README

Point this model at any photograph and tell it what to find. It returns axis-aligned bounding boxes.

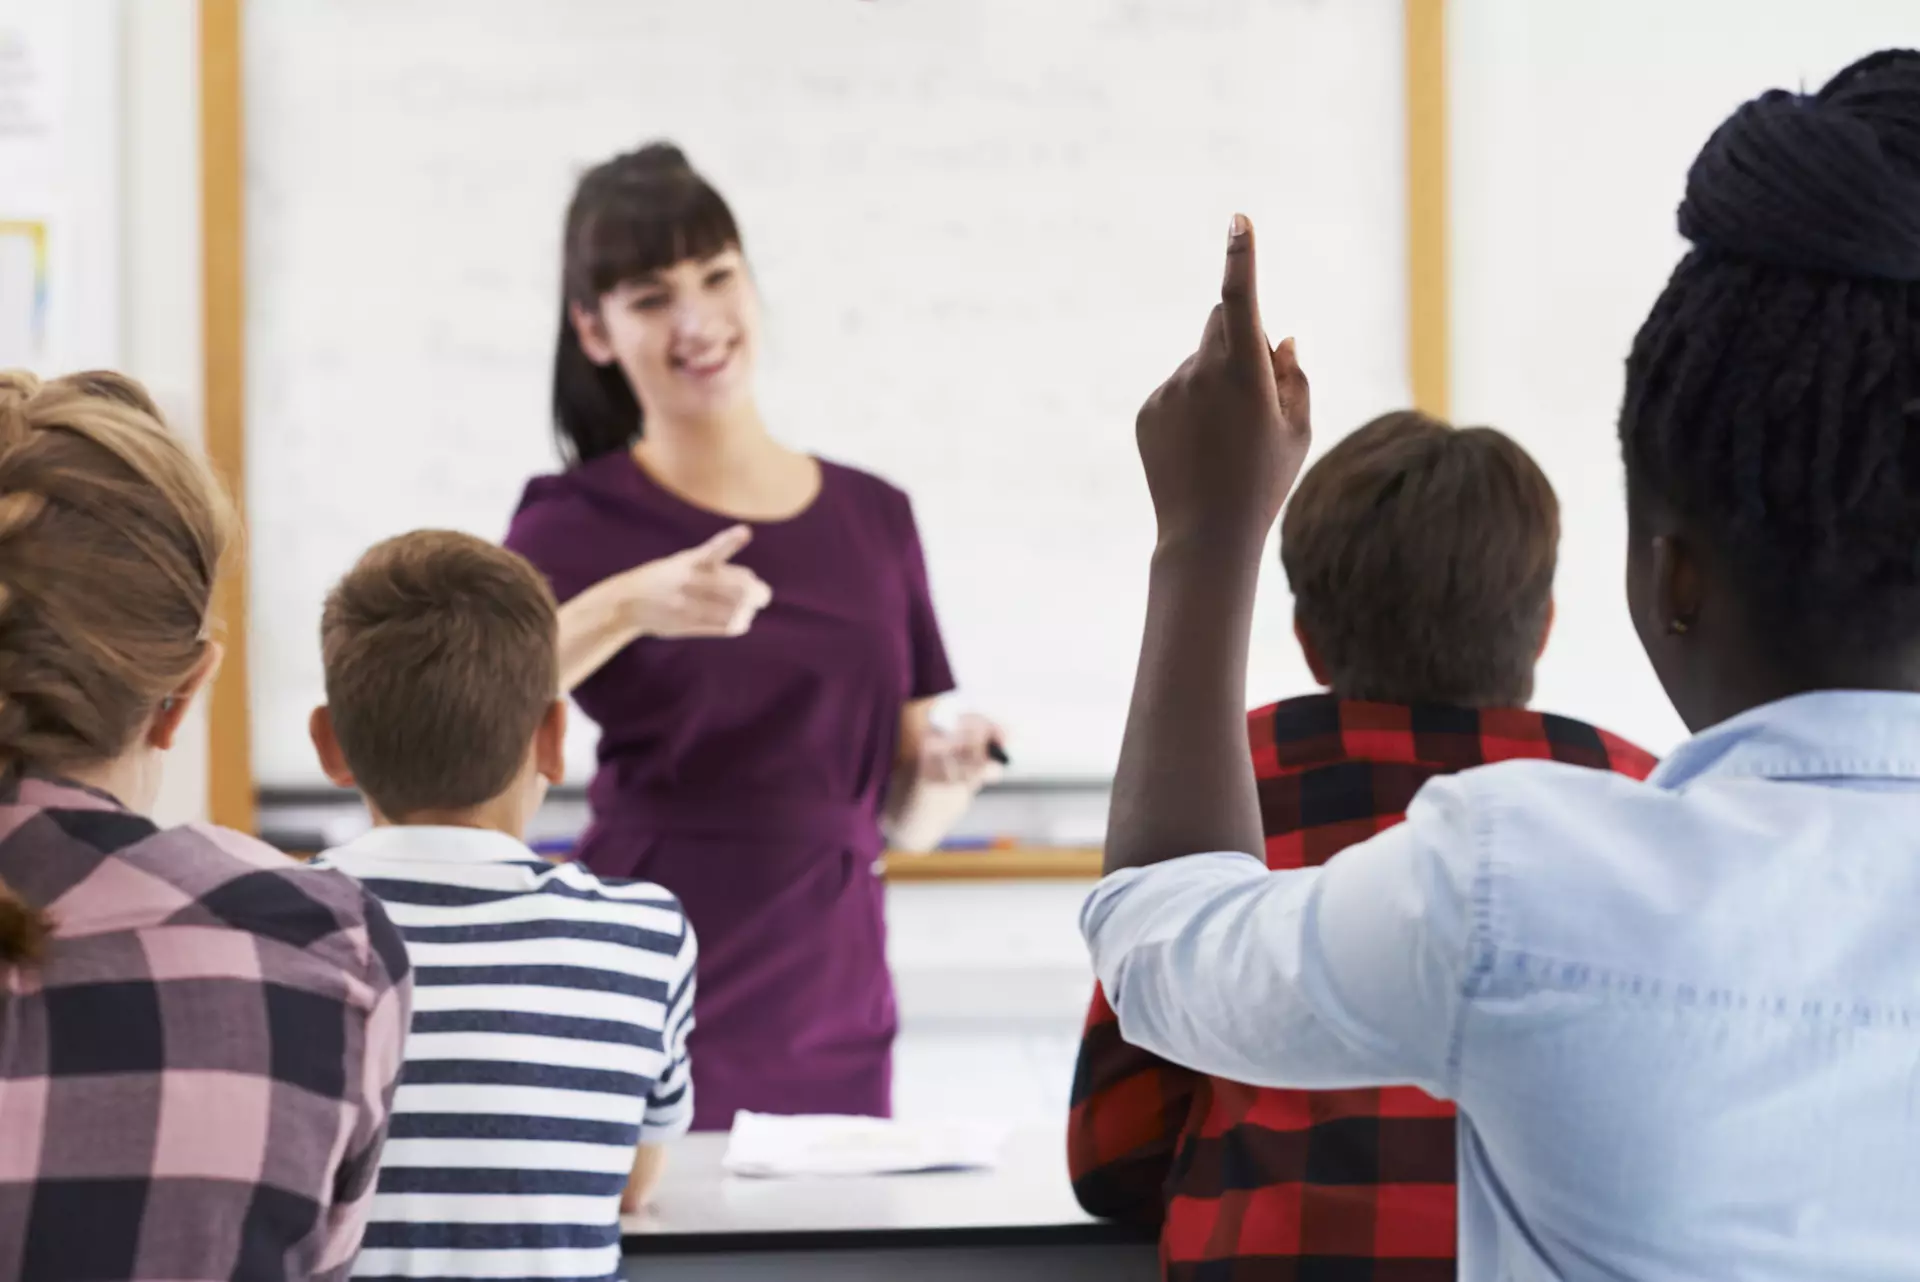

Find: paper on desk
[722,1112,1012,1178]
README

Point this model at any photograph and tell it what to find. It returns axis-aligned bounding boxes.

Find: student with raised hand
[1068,411,1656,1278]
[309,531,696,1282]
[506,142,999,1127]
[0,370,411,1282]
[1084,49,1920,1281]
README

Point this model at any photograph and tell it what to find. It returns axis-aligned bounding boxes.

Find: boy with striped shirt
[309,530,695,1282]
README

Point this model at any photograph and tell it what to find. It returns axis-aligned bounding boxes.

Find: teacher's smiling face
[571,247,761,425]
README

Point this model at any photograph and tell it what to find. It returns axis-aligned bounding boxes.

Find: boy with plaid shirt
[1068,412,1655,1280]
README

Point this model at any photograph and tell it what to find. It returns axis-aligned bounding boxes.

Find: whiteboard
[244,0,1409,786]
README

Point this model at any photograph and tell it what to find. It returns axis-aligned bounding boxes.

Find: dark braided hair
[1620,49,1920,665]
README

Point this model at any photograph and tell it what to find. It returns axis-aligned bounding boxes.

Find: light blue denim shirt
[1083,691,1920,1281]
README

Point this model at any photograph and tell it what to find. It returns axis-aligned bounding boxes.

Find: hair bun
[627,142,694,174]
[1677,49,1920,283]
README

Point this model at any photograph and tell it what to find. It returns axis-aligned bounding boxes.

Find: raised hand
[1134,214,1312,549]
[1103,216,1314,875]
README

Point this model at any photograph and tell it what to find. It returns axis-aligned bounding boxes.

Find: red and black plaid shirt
[1068,694,1657,1281]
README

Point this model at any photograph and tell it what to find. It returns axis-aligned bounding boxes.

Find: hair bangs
[567,175,740,303]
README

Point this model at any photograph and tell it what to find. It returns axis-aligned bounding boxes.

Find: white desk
[619,1125,1156,1280]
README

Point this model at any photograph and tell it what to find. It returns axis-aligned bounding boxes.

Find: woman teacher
[506,143,999,1128]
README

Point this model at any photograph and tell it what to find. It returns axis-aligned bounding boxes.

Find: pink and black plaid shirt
[0,774,413,1282]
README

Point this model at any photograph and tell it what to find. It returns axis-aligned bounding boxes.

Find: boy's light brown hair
[320,530,558,819]
[1280,410,1559,707]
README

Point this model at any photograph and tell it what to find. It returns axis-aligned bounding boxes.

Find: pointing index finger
[1219,213,1266,364]
[691,524,753,568]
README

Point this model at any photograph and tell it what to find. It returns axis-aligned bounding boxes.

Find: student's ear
[1536,596,1556,662]
[147,641,224,751]
[1650,534,1706,640]
[569,301,617,366]
[1293,615,1331,688]
[309,706,358,789]
[534,699,567,787]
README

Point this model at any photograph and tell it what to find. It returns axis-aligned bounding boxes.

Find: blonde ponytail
[0,876,50,964]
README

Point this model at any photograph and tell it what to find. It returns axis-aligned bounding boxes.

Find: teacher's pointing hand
[1135,213,1313,549]
[621,524,772,639]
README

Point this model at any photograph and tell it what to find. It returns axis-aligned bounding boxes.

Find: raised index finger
[1218,213,1266,363]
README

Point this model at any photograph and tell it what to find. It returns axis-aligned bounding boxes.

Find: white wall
[119,0,210,826]
[0,0,121,371]
[1449,0,1920,756]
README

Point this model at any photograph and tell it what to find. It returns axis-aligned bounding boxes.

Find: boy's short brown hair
[320,530,559,819]
[1280,410,1559,707]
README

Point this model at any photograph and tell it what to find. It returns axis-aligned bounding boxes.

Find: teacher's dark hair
[1619,48,1920,669]
[553,143,742,465]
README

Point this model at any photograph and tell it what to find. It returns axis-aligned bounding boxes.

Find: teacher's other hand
[622,525,772,639]
[918,713,1006,788]
[1135,214,1312,549]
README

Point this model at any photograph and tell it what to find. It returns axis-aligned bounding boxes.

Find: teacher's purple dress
[505,453,954,1129]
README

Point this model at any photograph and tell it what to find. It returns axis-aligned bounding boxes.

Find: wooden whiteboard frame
[196,0,1451,839]
[201,0,256,833]
[1405,0,1450,418]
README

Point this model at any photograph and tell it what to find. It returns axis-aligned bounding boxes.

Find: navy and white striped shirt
[315,825,695,1282]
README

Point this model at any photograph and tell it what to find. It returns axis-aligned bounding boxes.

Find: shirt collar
[325,824,539,866]
[1261,692,1578,772]
[1262,693,1437,771]
[1650,690,1920,789]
